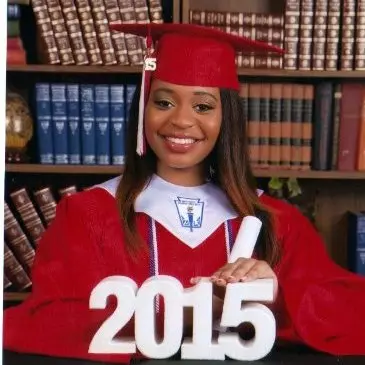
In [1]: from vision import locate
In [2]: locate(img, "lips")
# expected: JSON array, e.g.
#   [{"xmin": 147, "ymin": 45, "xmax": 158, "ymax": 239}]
[{"xmin": 161, "ymin": 135, "xmax": 203, "ymax": 153}]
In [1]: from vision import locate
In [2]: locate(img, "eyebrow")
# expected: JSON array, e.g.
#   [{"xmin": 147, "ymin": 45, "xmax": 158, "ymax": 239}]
[{"xmin": 153, "ymin": 88, "xmax": 218, "ymax": 101}]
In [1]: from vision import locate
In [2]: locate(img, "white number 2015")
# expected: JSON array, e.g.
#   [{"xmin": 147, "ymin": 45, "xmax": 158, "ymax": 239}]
[{"xmin": 88, "ymin": 275, "xmax": 276, "ymax": 361}]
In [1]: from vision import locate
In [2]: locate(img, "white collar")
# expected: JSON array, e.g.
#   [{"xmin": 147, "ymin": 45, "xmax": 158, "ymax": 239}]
[{"xmin": 94, "ymin": 175, "xmax": 263, "ymax": 249}]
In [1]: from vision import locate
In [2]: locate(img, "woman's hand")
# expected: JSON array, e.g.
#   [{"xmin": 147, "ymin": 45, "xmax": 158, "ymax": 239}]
[
  {"xmin": 210, "ymin": 258, "xmax": 277, "ymax": 286},
  {"xmin": 191, "ymin": 258, "xmax": 278, "ymax": 301}
]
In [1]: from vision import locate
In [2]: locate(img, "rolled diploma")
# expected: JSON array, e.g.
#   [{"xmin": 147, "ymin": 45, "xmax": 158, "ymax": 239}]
[{"xmin": 228, "ymin": 216, "xmax": 262, "ymax": 263}]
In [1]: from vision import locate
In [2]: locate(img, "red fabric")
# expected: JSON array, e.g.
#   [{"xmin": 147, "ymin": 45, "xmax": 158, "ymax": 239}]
[
  {"xmin": 109, "ymin": 23, "xmax": 284, "ymax": 91},
  {"xmin": 3, "ymin": 188, "xmax": 365, "ymax": 363}
]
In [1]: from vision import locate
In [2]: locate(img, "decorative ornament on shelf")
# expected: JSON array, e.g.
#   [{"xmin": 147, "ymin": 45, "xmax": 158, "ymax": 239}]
[{"xmin": 6, "ymin": 90, "xmax": 33, "ymax": 163}]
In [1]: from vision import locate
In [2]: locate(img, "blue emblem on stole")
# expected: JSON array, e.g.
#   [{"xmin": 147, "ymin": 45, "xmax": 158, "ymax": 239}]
[{"xmin": 174, "ymin": 197, "xmax": 204, "ymax": 232}]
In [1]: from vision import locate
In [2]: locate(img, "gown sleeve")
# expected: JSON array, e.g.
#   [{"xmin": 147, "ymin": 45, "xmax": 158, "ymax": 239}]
[
  {"xmin": 3, "ymin": 192, "xmax": 134, "ymax": 364},
  {"xmin": 276, "ymin": 201, "xmax": 365, "ymax": 355}
]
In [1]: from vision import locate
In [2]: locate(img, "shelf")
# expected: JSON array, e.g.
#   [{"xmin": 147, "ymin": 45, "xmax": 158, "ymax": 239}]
[
  {"xmin": 5, "ymin": 164, "xmax": 365, "ymax": 179},
  {"xmin": 5, "ymin": 164, "xmax": 124, "ymax": 174},
  {"xmin": 4, "ymin": 292, "xmax": 29, "ymax": 302},
  {"xmin": 6, "ymin": 65, "xmax": 143, "ymax": 74},
  {"xmin": 7, "ymin": 65, "xmax": 365, "ymax": 78}
]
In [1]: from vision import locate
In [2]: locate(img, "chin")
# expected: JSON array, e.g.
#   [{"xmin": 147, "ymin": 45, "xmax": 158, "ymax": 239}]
[{"xmin": 161, "ymin": 156, "xmax": 204, "ymax": 170}]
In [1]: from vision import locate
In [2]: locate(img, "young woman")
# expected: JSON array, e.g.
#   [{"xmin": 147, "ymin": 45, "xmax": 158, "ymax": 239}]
[{"xmin": 3, "ymin": 24, "xmax": 365, "ymax": 363}]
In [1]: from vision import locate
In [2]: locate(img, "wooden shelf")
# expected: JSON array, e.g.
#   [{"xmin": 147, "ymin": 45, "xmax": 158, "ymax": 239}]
[
  {"xmin": 4, "ymin": 292, "xmax": 29, "ymax": 302},
  {"xmin": 7, "ymin": 65, "xmax": 365, "ymax": 79},
  {"xmin": 5, "ymin": 164, "xmax": 365, "ymax": 179},
  {"xmin": 5, "ymin": 164, "xmax": 124, "ymax": 174}
]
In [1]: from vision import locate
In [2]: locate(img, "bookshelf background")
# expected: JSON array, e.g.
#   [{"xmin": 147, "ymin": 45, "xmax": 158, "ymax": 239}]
[{"xmin": 5, "ymin": 0, "xmax": 365, "ymax": 303}]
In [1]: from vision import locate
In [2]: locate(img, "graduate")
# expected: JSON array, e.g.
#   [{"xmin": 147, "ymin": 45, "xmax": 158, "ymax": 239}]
[{"xmin": 3, "ymin": 23, "xmax": 365, "ymax": 363}]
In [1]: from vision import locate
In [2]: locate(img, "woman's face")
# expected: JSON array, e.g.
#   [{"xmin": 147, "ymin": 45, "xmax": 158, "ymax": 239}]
[{"xmin": 144, "ymin": 79, "xmax": 222, "ymax": 173}]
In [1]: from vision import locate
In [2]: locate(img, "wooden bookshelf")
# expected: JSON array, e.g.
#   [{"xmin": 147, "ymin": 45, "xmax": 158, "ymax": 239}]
[
  {"xmin": 5, "ymin": 164, "xmax": 365, "ymax": 179},
  {"xmin": 4, "ymin": 292, "xmax": 30, "ymax": 302},
  {"xmin": 7, "ymin": 64, "xmax": 365, "ymax": 79}
]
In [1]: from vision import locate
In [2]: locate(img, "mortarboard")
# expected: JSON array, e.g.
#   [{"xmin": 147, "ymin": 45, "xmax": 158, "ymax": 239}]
[{"xmin": 109, "ymin": 23, "xmax": 284, "ymax": 155}]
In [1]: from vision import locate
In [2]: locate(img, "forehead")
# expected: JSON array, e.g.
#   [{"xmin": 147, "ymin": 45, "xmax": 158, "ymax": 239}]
[{"xmin": 149, "ymin": 79, "xmax": 220, "ymax": 97}]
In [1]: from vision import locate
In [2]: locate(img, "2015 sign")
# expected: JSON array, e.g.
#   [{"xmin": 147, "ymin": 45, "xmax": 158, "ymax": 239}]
[{"xmin": 88, "ymin": 276, "xmax": 276, "ymax": 361}]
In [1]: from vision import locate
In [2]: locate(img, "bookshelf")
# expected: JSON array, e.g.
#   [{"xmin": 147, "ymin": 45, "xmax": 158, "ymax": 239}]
[{"xmin": 5, "ymin": 0, "xmax": 365, "ymax": 302}]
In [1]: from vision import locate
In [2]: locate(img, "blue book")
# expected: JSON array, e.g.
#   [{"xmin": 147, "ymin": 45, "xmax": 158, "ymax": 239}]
[
  {"xmin": 51, "ymin": 84, "xmax": 69, "ymax": 164},
  {"xmin": 110, "ymin": 85, "xmax": 125, "ymax": 165},
  {"xmin": 7, "ymin": 4, "xmax": 21, "ymax": 20},
  {"xmin": 125, "ymin": 84, "xmax": 137, "ymax": 121},
  {"xmin": 347, "ymin": 211, "xmax": 365, "ymax": 276},
  {"xmin": 66, "ymin": 84, "xmax": 81, "ymax": 164},
  {"xmin": 95, "ymin": 85, "xmax": 111, "ymax": 165},
  {"xmin": 80, "ymin": 85, "xmax": 96, "ymax": 165},
  {"xmin": 35, "ymin": 83, "xmax": 54, "ymax": 164}
]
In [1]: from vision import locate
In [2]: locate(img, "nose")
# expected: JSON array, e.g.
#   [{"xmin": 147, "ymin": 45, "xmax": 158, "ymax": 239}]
[{"xmin": 170, "ymin": 105, "xmax": 195, "ymax": 129}]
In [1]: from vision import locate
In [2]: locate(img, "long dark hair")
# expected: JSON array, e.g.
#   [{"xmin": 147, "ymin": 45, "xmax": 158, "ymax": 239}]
[{"xmin": 116, "ymin": 82, "xmax": 281, "ymax": 267}]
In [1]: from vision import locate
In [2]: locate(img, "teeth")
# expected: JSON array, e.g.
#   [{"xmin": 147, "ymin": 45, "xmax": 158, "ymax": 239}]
[{"xmin": 166, "ymin": 137, "xmax": 196, "ymax": 145}]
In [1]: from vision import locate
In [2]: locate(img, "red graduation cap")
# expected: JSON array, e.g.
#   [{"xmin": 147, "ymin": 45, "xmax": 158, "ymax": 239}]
[{"xmin": 109, "ymin": 23, "xmax": 284, "ymax": 155}]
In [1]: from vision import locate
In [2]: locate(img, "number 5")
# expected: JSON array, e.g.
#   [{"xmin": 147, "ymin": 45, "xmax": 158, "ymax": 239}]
[{"xmin": 218, "ymin": 278, "xmax": 276, "ymax": 361}]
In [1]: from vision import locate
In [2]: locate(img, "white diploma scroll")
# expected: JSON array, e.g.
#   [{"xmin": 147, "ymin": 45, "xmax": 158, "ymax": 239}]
[{"xmin": 228, "ymin": 215, "xmax": 262, "ymax": 262}]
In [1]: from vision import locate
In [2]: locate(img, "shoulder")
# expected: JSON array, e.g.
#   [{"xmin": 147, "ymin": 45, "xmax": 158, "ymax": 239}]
[
  {"xmin": 56, "ymin": 176, "xmax": 121, "ymax": 219},
  {"xmin": 258, "ymin": 192, "xmax": 310, "ymax": 241}
]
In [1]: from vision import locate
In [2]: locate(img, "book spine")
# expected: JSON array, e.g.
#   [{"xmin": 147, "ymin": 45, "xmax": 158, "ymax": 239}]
[
  {"xmin": 133, "ymin": 0, "xmax": 150, "ymax": 54},
  {"xmin": 31, "ymin": 0, "xmax": 60, "ymax": 64},
  {"xmin": 125, "ymin": 84, "xmax": 137, "ymax": 119},
  {"xmin": 325, "ymin": 0, "xmax": 341, "ymax": 70},
  {"xmin": 311, "ymin": 0, "xmax": 328, "ymax": 70},
  {"xmin": 290, "ymin": 84, "xmax": 304, "ymax": 169},
  {"xmin": 356, "ymin": 92, "xmax": 365, "ymax": 170},
  {"xmin": 268, "ymin": 83, "xmax": 282, "ymax": 168},
  {"xmin": 35, "ymin": 83, "xmax": 54, "ymax": 164},
  {"xmin": 298, "ymin": 0, "xmax": 314, "ymax": 70},
  {"xmin": 7, "ymin": 4, "xmax": 21, "ymax": 20},
  {"xmin": 51, "ymin": 83, "xmax": 69, "ymax": 164},
  {"xmin": 110, "ymin": 85, "xmax": 125, "ymax": 165},
  {"xmin": 90, "ymin": 0, "xmax": 117, "ymax": 65},
  {"xmin": 148, "ymin": 0, "xmax": 163, "ymax": 23},
  {"xmin": 104, "ymin": 0, "xmax": 129, "ymax": 65},
  {"xmin": 281, "ymin": 83, "xmax": 293, "ymax": 169},
  {"xmin": 259, "ymin": 83, "xmax": 270, "ymax": 168},
  {"xmin": 45, "ymin": 0, "xmax": 75, "ymax": 65},
  {"xmin": 301, "ymin": 84, "xmax": 314, "ymax": 170},
  {"xmin": 347, "ymin": 213, "xmax": 365, "ymax": 276},
  {"xmin": 74, "ymin": 0, "xmax": 103, "ymax": 65},
  {"xmin": 355, "ymin": 0, "xmax": 365, "ymax": 70},
  {"xmin": 337, "ymin": 84, "xmax": 364, "ymax": 170},
  {"xmin": 58, "ymin": 185, "xmax": 78, "ymax": 197},
  {"xmin": 33, "ymin": 187, "xmax": 58, "ymax": 226},
  {"xmin": 66, "ymin": 83, "xmax": 81, "ymax": 164},
  {"xmin": 248, "ymin": 83, "xmax": 261, "ymax": 168},
  {"xmin": 283, "ymin": 0, "xmax": 300, "ymax": 70},
  {"xmin": 331, "ymin": 84, "xmax": 342, "ymax": 169},
  {"xmin": 312, "ymin": 82, "xmax": 334, "ymax": 170},
  {"xmin": 239, "ymin": 83, "xmax": 249, "ymax": 124},
  {"xmin": 119, "ymin": 0, "xmax": 144, "ymax": 65},
  {"xmin": 80, "ymin": 84, "xmax": 96, "ymax": 164},
  {"xmin": 10, "ymin": 188, "xmax": 46, "ymax": 246},
  {"xmin": 59, "ymin": 0, "xmax": 89, "ymax": 65},
  {"xmin": 4, "ymin": 275, "xmax": 12, "ymax": 290},
  {"xmin": 4, "ymin": 202, "xmax": 36, "ymax": 275},
  {"xmin": 340, "ymin": 0, "xmax": 356, "ymax": 70},
  {"xmin": 4, "ymin": 243, "xmax": 32, "ymax": 291},
  {"xmin": 95, "ymin": 84, "xmax": 111, "ymax": 165}
]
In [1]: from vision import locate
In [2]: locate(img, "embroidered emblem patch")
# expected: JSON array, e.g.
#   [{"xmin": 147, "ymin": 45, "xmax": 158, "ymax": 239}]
[{"xmin": 174, "ymin": 197, "xmax": 204, "ymax": 232}]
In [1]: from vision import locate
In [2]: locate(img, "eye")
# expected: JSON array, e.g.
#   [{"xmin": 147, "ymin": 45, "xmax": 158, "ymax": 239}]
[
  {"xmin": 194, "ymin": 104, "xmax": 214, "ymax": 113},
  {"xmin": 154, "ymin": 99, "xmax": 174, "ymax": 110}
]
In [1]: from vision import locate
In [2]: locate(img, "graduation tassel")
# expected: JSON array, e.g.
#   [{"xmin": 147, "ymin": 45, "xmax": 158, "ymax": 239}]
[{"xmin": 136, "ymin": 28, "xmax": 156, "ymax": 156}]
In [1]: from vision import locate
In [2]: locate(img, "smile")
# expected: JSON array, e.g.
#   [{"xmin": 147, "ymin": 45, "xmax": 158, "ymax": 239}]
[{"xmin": 164, "ymin": 137, "xmax": 198, "ymax": 145}]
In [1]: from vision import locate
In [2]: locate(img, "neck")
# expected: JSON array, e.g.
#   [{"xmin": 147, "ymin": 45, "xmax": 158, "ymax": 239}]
[{"xmin": 156, "ymin": 163, "xmax": 206, "ymax": 187}]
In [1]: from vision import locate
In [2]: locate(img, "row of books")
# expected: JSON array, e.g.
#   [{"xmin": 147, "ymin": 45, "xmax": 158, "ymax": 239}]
[
  {"xmin": 190, "ymin": 0, "xmax": 365, "ymax": 71},
  {"xmin": 35, "ymin": 82, "xmax": 136, "ymax": 165},
  {"xmin": 240, "ymin": 82, "xmax": 365, "ymax": 172},
  {"xmin": 7, "ymin": 3, "xmax": 26, "ymax": 65},
  {"xmin": 31, "ymin": 0, "xmax": 163, "ymax": 66},
  {"xmin": 189, "ymin": 9, "xmax": 284, "ymax": 69},
  {"xmin": 4, "ymin": 184, "xmax": 78, "ymax": 292}
]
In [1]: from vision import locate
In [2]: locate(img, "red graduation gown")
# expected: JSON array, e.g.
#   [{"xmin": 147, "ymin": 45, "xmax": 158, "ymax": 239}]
[{"xmin": 3, "ymin": 187, "xmax": 365, "ymax": 363}]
